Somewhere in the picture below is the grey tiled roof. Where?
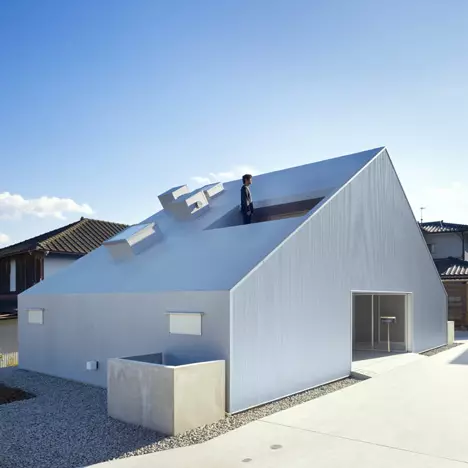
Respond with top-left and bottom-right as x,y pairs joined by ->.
0,218 -> 129,258
420,221 -> 468,234
434,257 -> 468,279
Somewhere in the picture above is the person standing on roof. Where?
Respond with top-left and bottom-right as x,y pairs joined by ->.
240,174 -> 254,224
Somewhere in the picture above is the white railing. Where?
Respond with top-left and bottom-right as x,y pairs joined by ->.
0,352 -> 18,368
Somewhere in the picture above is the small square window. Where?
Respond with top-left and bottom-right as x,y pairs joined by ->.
427,243 -> 436,254
28,308 -> 44,324
166,312 -> 203,335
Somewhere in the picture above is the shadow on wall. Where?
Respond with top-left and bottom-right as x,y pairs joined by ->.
205,197 -> 324,231
450,349 -> 468,366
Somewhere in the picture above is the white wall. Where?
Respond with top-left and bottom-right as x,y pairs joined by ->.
230,149 -> 447,413
10,259 -> 16,292
43,256 -> 76,279
18,291 -> 230,391
425,233 -> 463,259
465,233 -> 468,260
0,318 -> 18,354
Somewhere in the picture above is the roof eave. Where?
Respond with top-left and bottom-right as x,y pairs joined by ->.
0,247 -> 85,260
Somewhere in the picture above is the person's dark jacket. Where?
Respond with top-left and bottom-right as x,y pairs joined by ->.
240,185 -> 254,215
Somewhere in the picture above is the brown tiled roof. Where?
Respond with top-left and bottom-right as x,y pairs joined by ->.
434,257 -> 468,279
0,218 -> 129,258
420,221 -> 468,234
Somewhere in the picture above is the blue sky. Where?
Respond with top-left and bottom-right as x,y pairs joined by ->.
1,0 -> 468,246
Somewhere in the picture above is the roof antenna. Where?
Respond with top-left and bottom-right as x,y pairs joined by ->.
420,207 -> 426,223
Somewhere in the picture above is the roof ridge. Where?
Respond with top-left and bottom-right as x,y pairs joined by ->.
77,216 -> 128,227
422,220 -> 468,225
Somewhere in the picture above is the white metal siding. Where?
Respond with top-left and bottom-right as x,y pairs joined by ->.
230,150 -> 447,413
43,256 -> 76,278
18,291 -> 230,391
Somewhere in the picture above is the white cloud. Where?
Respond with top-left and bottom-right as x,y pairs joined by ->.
191,165 -> 259,186
0,232 -> 10,246
408,181 -> 468,224
0,192 -> 94,221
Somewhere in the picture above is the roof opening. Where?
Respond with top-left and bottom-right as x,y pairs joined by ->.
205,197 -> 324,230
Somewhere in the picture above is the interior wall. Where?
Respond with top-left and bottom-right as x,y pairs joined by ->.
354,295 -> 372,343
354,294 -> 406,348
373,295 -> 379,341
379,295 -> 406,343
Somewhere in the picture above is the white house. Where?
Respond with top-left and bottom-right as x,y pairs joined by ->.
18,147 -> 447,413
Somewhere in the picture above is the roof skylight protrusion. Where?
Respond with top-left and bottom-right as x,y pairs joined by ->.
158,185 -> 190,211
170,188 -> 209,220
202,182 -> 224,200
158,183 -> 219,219
104,222 -> 162,261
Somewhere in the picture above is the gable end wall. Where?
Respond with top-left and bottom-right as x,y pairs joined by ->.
229,150 -> 447,413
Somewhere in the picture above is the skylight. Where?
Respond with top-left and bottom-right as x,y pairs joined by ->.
104,223 -> 161,260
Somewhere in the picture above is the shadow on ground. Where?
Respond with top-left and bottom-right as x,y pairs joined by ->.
352,350 -> 402,362
450,348 -> 468,366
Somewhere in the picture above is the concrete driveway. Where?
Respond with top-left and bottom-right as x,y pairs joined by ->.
91,344 -> 468,468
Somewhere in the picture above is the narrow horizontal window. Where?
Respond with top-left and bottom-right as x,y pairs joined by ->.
448,296 -> 462,304
166,312 -> 203,336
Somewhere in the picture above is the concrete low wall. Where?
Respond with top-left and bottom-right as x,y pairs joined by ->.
447,321 -> 455,345
108,354 -> 225,435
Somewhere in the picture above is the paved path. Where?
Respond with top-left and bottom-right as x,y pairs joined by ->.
91,344 -> 468,467
352,350 -> 426,377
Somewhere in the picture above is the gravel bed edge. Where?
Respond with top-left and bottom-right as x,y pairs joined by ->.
420,342 -> 463,357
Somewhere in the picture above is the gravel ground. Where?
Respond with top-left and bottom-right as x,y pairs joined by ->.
0,368 -> 358,468
420,342 -> 463,357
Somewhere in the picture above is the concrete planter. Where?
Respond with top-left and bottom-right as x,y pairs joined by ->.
107,353 -> 225,435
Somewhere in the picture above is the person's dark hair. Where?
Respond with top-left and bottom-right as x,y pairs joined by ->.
242,174 -> 252,184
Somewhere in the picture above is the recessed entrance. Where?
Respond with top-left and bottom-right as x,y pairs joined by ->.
352,293 -> 410,353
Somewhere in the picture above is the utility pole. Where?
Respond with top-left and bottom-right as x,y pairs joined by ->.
420,207 -> 426,223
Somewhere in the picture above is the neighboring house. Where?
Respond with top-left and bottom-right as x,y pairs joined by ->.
18,147 -> 447,413
420,221 -> 468,328
0,217 -> 128,364
0,314 -> 18,368
0,217 -> 128,315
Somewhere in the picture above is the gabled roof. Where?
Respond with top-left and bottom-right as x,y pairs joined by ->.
23,147 -> 386,295
0,218 -> 129,259
434,257 -> 468,279
420,221 -> 468,234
